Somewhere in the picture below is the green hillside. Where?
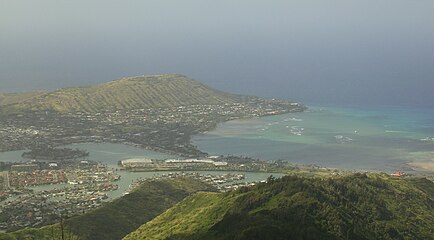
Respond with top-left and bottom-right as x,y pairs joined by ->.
0,177 -> 215,240
124,192 -> 235,240
3,74 -> 244,113
2,174 -> 433,240
124,174 -> 434,240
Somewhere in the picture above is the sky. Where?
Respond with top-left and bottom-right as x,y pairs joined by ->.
1,0 -> 434,107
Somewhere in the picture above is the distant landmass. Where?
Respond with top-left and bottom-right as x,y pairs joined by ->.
0,74 -> 304,156
1,74 -> 253,113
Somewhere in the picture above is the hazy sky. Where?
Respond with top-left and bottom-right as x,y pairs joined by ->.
1,0 -> 433,106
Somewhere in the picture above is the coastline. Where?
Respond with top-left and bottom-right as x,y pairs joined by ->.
407,161 -> 434,172
2,104 -> 434,175
192,105 -> 434,174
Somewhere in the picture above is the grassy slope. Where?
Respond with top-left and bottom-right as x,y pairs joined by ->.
0,92 -> 46,106
0,177 -> 215,240
125,174 -> 434,240
124,192 -> 236,240
3,74 -> 242,113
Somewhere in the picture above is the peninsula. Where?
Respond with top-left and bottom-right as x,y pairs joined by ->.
0,74 -> 305,157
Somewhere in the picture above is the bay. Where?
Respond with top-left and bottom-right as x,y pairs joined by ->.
192,105 -> 434,172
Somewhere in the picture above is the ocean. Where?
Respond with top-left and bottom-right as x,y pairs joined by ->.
192,105 -> 434,172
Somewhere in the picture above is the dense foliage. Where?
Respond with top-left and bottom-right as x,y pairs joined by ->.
125,174 -> 434,240
21,147 -> 89,160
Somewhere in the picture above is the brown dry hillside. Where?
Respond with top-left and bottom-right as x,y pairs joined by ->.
0,91 -> 46,106
2,74 -> 244,113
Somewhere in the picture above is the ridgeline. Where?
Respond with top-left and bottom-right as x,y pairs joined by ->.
124,174 -> 434,240
0,173 -> 434,240
1,74 -> 246,113
1,174 -> 433,240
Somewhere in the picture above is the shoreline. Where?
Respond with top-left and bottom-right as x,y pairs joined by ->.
407,161 -> 434,173
0,106 -> 306,157
190,107 -> 434,175
2,106 -> 434,175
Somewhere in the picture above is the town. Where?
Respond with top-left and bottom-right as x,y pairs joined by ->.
0,100 -> 329,233
0,101 -> 305,157
120,155 -> 300,173
0,157 -> 120,232
0,163 -> 274,232
0,182 -> 118,231
0,144 -> 326,232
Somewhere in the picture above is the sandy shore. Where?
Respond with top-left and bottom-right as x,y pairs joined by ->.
408,161 -> 434,172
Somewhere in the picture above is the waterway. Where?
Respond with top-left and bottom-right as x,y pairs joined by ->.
0,143 -> 281,200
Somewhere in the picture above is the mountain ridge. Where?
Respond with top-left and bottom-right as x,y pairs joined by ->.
124,174 -> 434,240
1,74 -> 252,114
2,174 -> 433,240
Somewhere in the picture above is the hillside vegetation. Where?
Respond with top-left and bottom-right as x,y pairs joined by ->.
3,74 -> 244,113
2,174 -> 433,240
0,178 -> 215,240
125,174 -> 434,240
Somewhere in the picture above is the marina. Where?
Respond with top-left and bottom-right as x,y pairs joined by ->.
0,142 -> 284,230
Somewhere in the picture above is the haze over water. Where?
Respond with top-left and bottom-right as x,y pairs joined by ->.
1,0 -> 434,107
193,105 -> 434,172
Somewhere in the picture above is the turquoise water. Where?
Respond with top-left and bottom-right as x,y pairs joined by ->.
192,105 -> 434,172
